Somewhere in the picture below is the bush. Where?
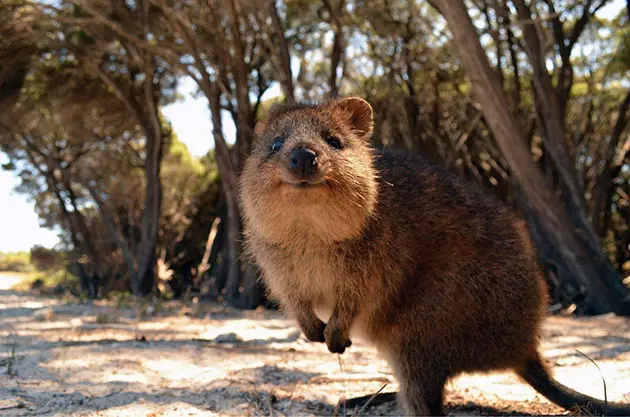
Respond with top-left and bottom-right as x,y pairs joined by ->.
30,246 -> 64,271
11,268 -> 80,293
0,251 -> 34,272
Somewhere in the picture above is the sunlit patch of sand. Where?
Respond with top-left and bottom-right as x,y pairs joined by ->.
82,401 -> 221,417
1,289 -> 629,416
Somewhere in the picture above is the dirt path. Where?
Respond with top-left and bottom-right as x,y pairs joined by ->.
1,289 -> 629,416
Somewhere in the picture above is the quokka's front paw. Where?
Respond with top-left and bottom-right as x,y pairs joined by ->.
301,318 -> 326,343
324,325 -> 352,354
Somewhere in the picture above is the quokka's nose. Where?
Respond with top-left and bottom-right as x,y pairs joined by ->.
289,147 -> 318,179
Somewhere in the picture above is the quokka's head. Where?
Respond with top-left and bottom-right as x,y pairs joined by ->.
240,97 -> 379,245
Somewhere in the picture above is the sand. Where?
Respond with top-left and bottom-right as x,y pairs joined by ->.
1,284 -> 629,416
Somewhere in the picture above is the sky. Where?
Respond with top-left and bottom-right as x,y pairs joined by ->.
0,0 -> 625,253
161,77 -> 233,156
0,158 -> 60,252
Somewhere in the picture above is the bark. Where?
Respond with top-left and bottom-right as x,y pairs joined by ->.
322,0 -> 346,97
48,175 -> 94,297
267,0 -> 295,101
207,82 -> 244,304
134,129 -> 162,296
237,263 -> 264,309
435,0 -> 628,314
222,195 -> 244,301
328,28 -> 343,97
63,178 -> 100,297
134,59 -> 165,296
214,221 -> 231,293
226,0 -> 256,168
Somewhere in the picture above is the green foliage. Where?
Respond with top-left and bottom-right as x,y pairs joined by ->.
603,11 -> 630,77
0,248 -> 74,295
109,290 -> 133,309
0,252 -> 34,273
29,246 -> 64,272
11,268 -> 80,293
256,97 -> 285,120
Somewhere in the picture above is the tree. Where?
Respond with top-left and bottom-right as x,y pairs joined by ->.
57,0 -> 178,295
433,0 -> 628,314
91,0 -> 278,306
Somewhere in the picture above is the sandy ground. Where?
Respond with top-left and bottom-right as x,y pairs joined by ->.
1,280 -> 630,416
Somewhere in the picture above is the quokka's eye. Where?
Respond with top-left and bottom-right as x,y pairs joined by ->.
326,136 -> 343,150
270,137 -> 284,153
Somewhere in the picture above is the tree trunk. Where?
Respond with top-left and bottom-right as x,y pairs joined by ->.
328,28 -> 343,97
48,177 -> 94,297
402,38 -> 423,148
435,0 -> 628,314
214,222 -> 231,293
267,0 -> 295,101
28,148 -> 97,298
206,81 -> 246,305
64,177 -> 100,297
135,128 -> 163,296
222,193 -> 243,301
134,57 -> 166,297
512,1 -> 592,222
236,263 -> 264,310
323,0 -> 345,98
226,0 -> 256,168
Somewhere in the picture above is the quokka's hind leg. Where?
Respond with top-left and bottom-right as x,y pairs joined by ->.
394,350 -> 449,416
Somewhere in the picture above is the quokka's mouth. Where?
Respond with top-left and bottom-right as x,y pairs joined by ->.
282,180 -> 325,188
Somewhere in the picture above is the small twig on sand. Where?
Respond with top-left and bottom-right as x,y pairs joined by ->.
333,396 -> 343,417
337,354 -> 344,372
0,404 -> 25,411
355,383 -> 389,417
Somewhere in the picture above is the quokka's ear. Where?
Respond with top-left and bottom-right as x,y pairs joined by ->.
333,97 -> 374,139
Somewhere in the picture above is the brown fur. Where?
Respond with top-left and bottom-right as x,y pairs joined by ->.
239,97 -> 630,416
